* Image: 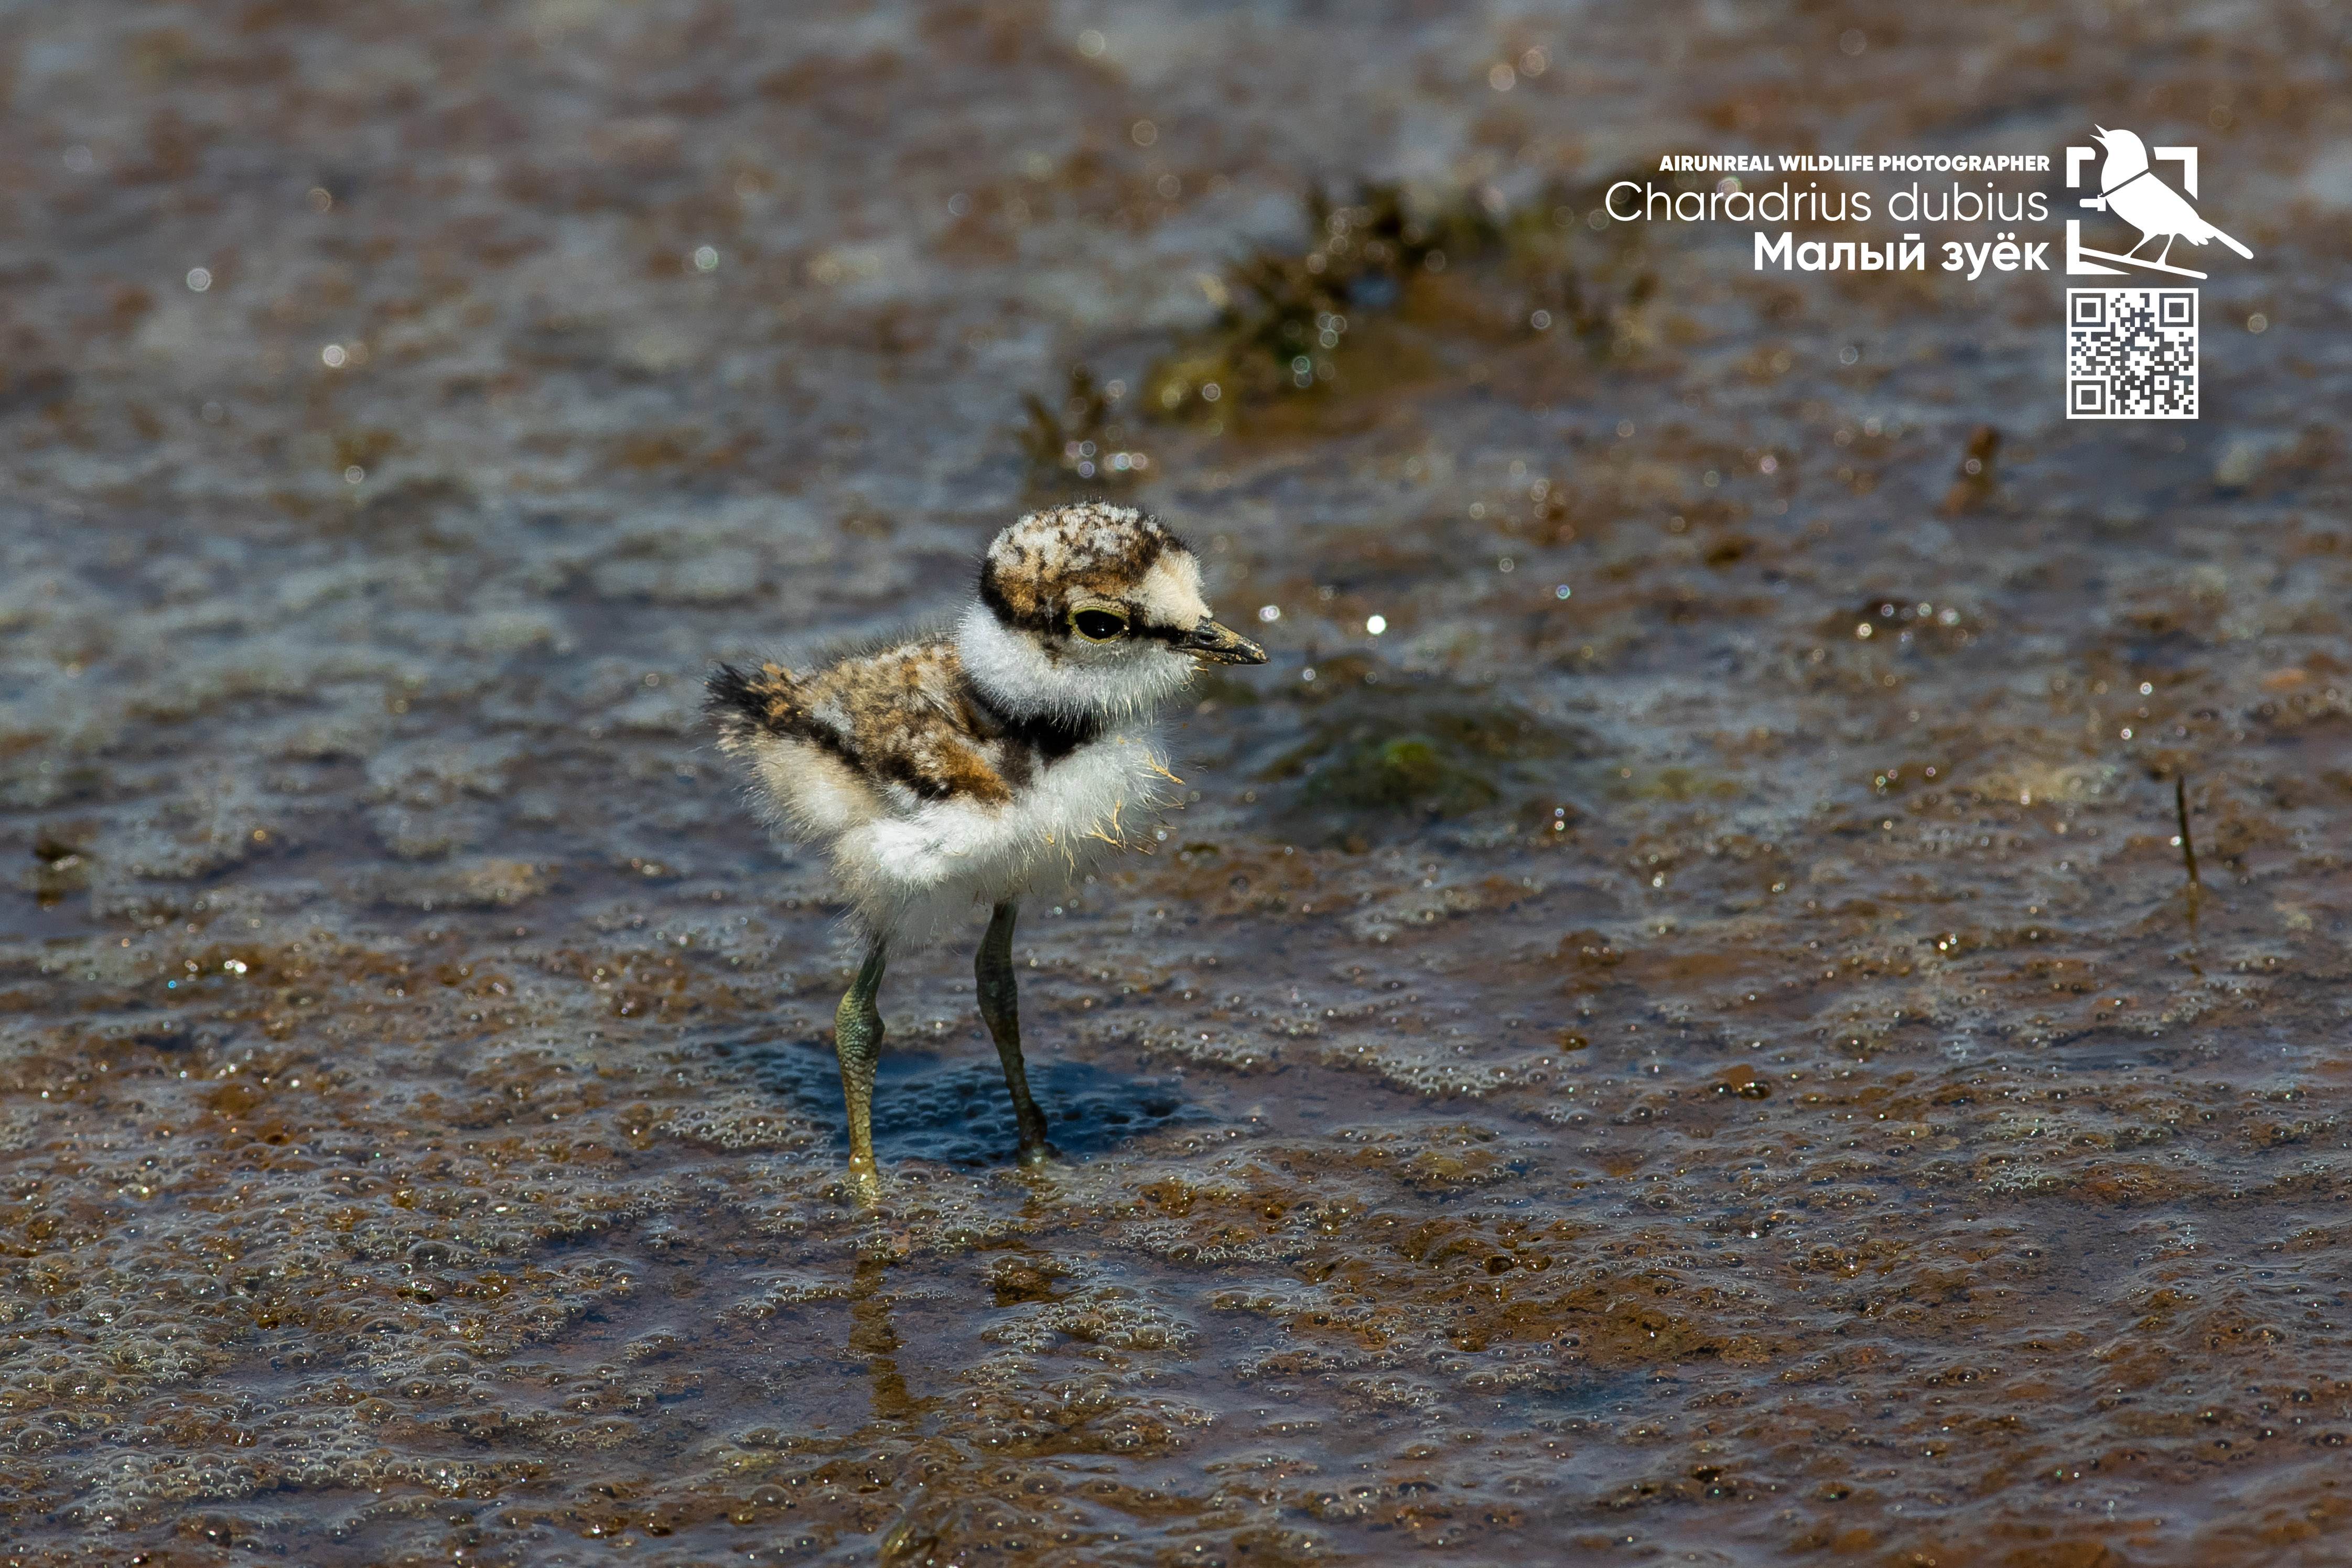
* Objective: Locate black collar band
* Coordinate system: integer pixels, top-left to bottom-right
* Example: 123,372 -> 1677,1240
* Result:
961,676 -> 1102,761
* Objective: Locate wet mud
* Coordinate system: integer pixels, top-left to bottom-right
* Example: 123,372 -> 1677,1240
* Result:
5,2 -> 2352,1564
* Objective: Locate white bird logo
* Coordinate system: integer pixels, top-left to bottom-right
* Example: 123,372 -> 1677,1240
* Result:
2080,126 -> 2252,271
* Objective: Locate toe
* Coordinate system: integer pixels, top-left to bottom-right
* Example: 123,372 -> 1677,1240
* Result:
840,1155 -> 883,1204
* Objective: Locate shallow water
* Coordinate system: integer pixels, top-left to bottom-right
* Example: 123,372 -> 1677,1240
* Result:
6,2 -> 2352,1563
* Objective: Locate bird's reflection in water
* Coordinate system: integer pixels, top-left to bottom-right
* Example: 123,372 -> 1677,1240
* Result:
847,1248 -> 927,1427
851,1246 -> 960,1566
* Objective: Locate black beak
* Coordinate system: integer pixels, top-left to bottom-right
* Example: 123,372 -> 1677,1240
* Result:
1183,618 -> 1268,666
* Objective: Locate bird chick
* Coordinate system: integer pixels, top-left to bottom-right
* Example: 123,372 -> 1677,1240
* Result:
706,503 -> 1267,1178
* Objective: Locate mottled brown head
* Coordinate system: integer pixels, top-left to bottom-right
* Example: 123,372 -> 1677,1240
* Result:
979,504 -> 1165,631
959,504 -> 1265,720
976,503 -> 1266,664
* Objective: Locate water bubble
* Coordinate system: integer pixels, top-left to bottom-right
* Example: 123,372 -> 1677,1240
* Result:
1365,615 -> 1387,635
186,267 -> 212,293
1258,604 -> 1281,623
320,343 -> 348,367
693,245 -> 720,272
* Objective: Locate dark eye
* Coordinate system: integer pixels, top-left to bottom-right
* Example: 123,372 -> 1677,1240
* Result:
1072,607 -> 1128,641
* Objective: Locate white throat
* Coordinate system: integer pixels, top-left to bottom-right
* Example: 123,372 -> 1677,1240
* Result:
955,602 -> 1193,724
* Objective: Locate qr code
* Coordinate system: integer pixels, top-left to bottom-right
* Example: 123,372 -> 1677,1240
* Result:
2066,288 -> 2196,419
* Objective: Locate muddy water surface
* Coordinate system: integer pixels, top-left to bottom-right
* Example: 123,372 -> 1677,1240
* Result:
7,3 -> 2352,1564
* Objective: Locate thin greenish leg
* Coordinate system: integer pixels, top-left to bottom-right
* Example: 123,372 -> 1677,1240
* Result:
977,902 -> 1056,1165
835,941 -> 888,1181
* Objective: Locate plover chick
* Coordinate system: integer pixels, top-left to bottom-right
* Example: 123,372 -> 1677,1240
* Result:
706,503 -> 1267,1178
